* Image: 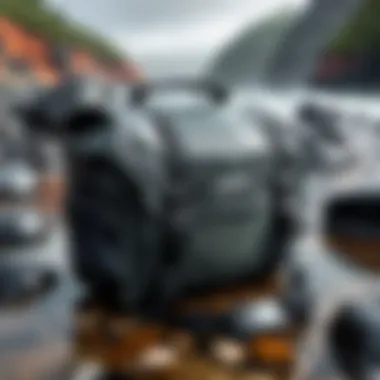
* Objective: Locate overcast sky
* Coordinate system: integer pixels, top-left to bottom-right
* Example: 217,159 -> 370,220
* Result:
48,0 -> 308,77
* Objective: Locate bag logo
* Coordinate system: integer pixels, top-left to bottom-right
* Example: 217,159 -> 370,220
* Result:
215,171 -> 251,194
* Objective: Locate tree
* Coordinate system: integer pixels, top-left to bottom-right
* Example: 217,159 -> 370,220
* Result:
0,0 -> 125,62
330,0 -> 380,54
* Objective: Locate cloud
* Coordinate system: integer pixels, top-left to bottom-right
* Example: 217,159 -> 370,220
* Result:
48,0 -> 309,77
49,0 -> 250,34
50,0 -> 306,42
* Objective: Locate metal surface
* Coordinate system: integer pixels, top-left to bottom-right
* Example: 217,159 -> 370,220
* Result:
0,223 -> 75,380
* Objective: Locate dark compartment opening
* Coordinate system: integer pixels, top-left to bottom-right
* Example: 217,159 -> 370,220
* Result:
325,197 -> 380,237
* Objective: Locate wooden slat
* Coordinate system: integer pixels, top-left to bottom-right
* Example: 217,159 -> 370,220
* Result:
173,276 -> 281,315
37,175 -> 66,214
75,275 -> 301,379
326,235 -> 380,272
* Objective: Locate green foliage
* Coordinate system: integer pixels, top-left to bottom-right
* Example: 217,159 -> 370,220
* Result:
330,0 -> 380,54
0,0 -> 124,62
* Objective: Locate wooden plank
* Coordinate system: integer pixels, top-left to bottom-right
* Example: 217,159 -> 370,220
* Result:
326,235 -> 380,272
173,276 -> 281,315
